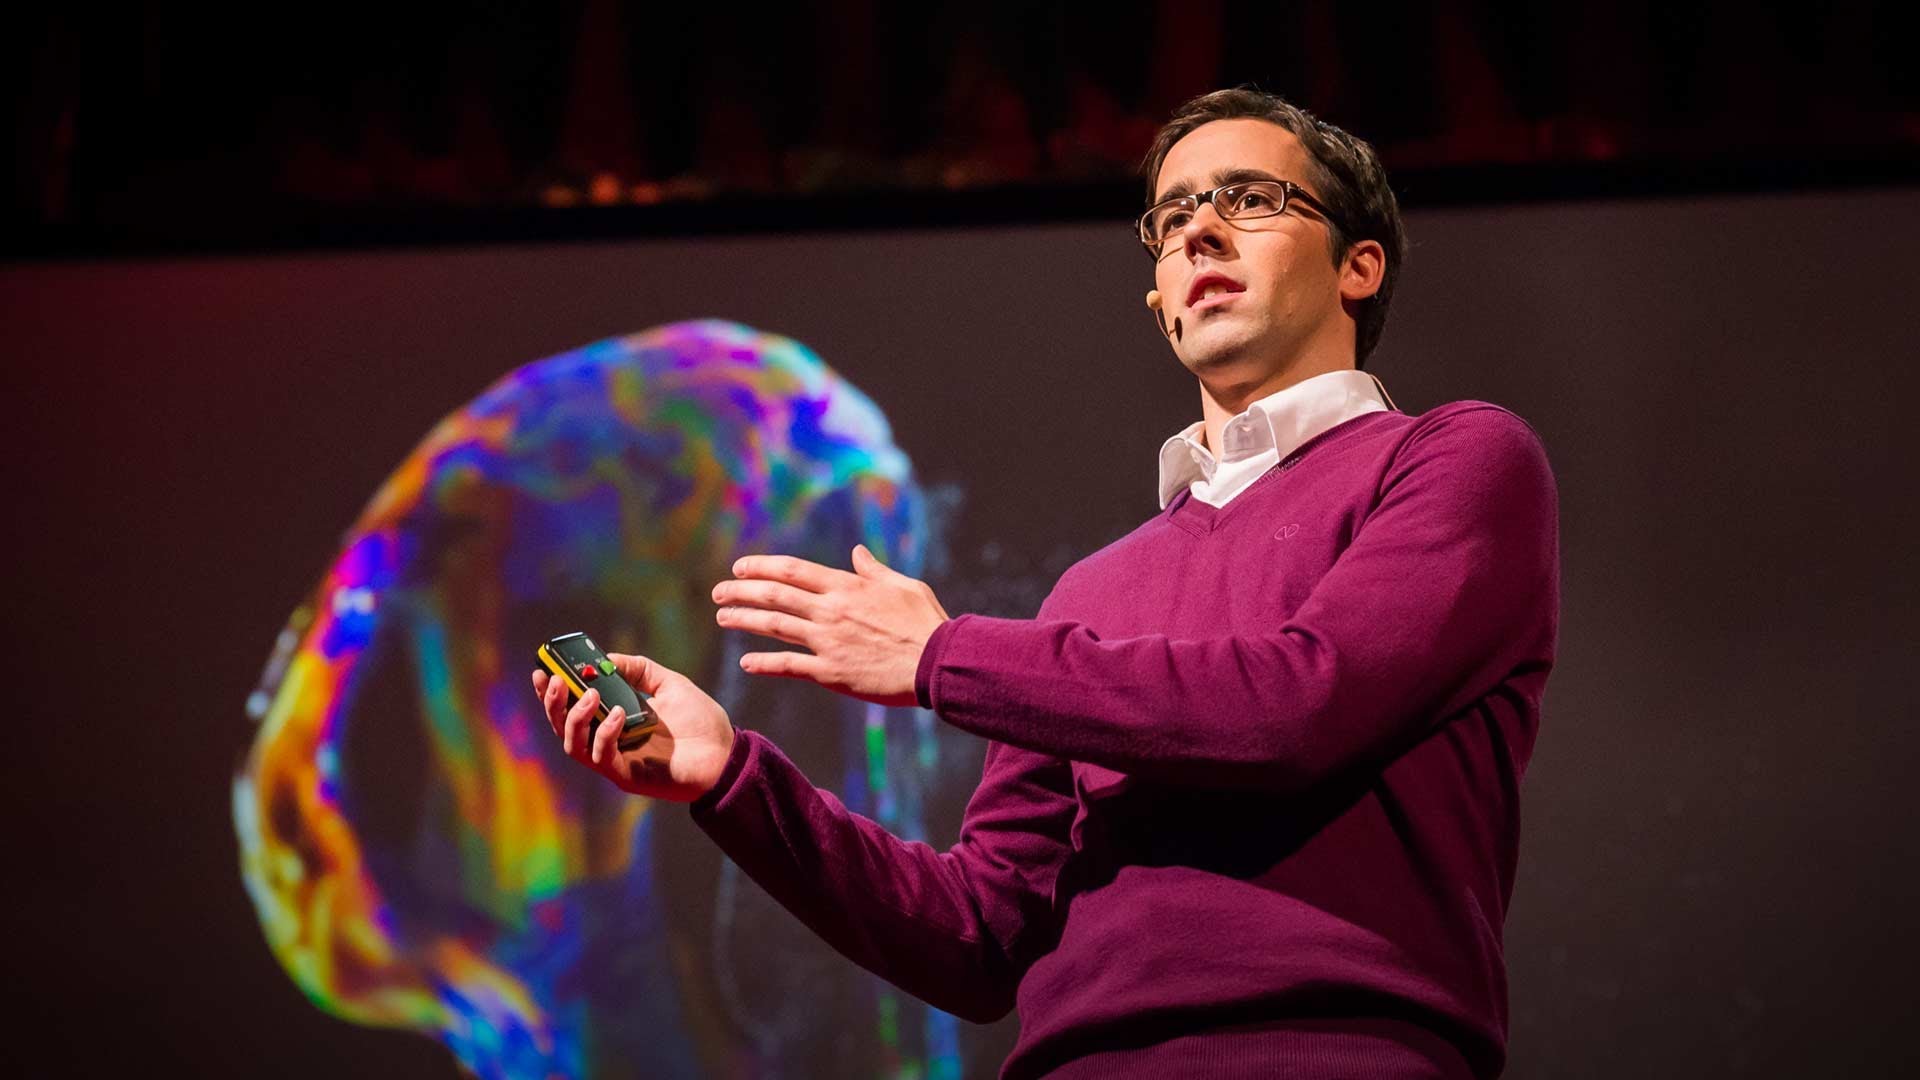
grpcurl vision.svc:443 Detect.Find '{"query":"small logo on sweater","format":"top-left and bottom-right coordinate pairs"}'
top-left (1274, 523), bottom-right (1300, 540)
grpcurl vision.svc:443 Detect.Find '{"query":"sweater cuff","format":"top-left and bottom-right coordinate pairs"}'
top-left (687, 725), bottom-right (754, 819)
top-left (915, 616), bottom-right (967, 710)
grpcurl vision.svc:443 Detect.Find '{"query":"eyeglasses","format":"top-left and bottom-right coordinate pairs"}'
top-left (1136, 179), bottom-right (1340, 256)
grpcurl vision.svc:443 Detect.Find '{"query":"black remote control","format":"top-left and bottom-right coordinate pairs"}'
top-left (536, 632), bottom-right (659, 750)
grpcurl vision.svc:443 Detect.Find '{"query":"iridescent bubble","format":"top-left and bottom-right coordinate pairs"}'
top-left (235, 320), bottom-right (961, 1079)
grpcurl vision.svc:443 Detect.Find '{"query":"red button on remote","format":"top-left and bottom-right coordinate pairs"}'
top-left (579, 665), bottom-right (597, 680)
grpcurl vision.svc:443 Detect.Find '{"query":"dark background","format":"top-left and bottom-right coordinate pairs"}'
top-left (4, 185), bottom-right (1917, 1077)
top-left (10, 1), bottom-right (1917, 249)
top-left (5, 0), bottom-right (1919, 1075)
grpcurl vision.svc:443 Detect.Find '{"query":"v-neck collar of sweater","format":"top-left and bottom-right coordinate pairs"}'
top-left (1157, 370), bottom-right (1393, 510)
top-left (1166, 410), bottom-right (1392, 536)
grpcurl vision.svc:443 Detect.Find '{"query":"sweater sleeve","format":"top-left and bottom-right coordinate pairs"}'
top-left (687, 724), bottom-right (1077, 1022)
top-left (916, 406), bottom-right (1558, 794)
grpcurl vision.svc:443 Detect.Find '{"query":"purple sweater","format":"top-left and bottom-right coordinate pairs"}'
top-left (691, 402), bottom-right (1559, 1078)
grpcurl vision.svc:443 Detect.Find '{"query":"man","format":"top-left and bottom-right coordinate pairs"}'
top-left (535, 88), bottom-right (1558, 1078)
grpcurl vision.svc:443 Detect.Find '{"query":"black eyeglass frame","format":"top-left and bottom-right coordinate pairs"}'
top-left (1134, 179), bottom-right (1344, 258)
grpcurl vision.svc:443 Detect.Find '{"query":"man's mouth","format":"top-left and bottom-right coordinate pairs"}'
top-left (1187, 273), bottom-right (1245, 310)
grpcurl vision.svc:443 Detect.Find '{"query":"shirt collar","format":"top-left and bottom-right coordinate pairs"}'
top-left (1156, 369), bottom-right (1393, 509)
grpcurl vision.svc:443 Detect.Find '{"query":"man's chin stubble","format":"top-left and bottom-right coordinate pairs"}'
top-left (1178, 327), bottom-right (1262, 376)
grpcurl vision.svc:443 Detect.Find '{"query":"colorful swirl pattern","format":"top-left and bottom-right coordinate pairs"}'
top-left (235, 320), bottom-right (959, 1079)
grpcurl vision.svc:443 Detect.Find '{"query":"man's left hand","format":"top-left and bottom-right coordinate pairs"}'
top-left (714, 544), bottom-right (950, 708)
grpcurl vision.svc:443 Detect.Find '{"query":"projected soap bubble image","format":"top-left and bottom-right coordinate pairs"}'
top-left (234, 320), bottom-right (966, 1079)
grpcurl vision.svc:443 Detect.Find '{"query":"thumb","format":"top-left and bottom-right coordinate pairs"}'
top-left (608, 653), bottom-right (675, 695)
top-left (852, 543), bottom-right (888, 577)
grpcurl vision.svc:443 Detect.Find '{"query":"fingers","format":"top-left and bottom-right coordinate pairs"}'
top-left (710, 578), bottom-right (824, 619)
top-left (607, 652), bottom-right (671, 695)
top-left (714, 606), bottom-right (814, 648)
top-left (738, 650), bottom-right (823, 681)
top-left (730, 554), bottom-right (850, 593)
top-left (563, 688), bottom-right (600, 758)
top-left (711, 576), bottom-right (828, 647)
top-left (592, 706), bottom-right (624, 765)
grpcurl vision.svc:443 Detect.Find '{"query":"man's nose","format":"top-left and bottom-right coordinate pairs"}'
top-left (1180, 201), bottom-right (1233, 260)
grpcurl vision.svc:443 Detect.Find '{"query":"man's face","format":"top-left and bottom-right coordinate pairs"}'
top-left (1150, 119), bottom-right (1351, 384)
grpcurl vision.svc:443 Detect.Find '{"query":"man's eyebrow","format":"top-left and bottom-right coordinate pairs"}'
top-left (1152, 168), bottom-right (1283, 204)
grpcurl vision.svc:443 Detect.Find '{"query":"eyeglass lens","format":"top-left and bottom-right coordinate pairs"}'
top-left (1143, 182), bottom-right (1289, 243)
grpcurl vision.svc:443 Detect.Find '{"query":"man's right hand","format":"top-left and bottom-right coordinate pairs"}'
top-left (533, 653), bottom-right (736, 802)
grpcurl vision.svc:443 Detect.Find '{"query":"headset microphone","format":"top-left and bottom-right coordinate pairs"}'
top-left (1144, 291), bottom-right (1181, 342)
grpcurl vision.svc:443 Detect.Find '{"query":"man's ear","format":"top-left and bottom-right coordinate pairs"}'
top-left (1338, 239), bottom-right (1386, 303)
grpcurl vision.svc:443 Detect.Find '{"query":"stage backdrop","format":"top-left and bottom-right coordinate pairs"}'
top-left (2, 184), bottom-right (1915, 1078)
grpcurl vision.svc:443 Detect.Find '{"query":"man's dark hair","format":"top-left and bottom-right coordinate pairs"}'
top-left (1142, 88), bottom-right (1407, 368)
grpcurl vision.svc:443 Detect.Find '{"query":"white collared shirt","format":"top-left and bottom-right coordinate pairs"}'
top-left (1156, 370), bottom-right (1394, 509)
